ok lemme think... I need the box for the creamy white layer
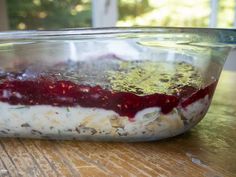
[0,95,210,140]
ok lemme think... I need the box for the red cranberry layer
[0,79,217,118]
[181,81,217,108]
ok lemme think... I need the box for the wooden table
[0,71,235,177]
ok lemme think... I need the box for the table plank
[0,71,235,177]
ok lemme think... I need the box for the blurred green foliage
[118,0,235,28]
[218,0,235,27]
[7,0,91,30]
[6,0,235,30]
[118,0,153,20]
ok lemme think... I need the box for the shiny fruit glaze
[0,78,217,118]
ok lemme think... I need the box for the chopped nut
[75,125,97,135]
[110,116,125,128]
[21,123,31,127]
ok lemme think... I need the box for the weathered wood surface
[0,71,235,177]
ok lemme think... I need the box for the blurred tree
[118,0,153,21]
[7,0,91,30]
[218,0,234,27]
[7,0,152,30]
[118,0,211,27]
[6,0,235,30]
[118,0,235,28]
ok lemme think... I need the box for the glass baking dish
[0,27,235,141]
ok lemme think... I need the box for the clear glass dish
[0,27,235,141]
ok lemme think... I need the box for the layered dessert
[0,56,217,141]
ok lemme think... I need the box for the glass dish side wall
[0,28,233,141]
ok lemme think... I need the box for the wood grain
[0,71,235,177]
